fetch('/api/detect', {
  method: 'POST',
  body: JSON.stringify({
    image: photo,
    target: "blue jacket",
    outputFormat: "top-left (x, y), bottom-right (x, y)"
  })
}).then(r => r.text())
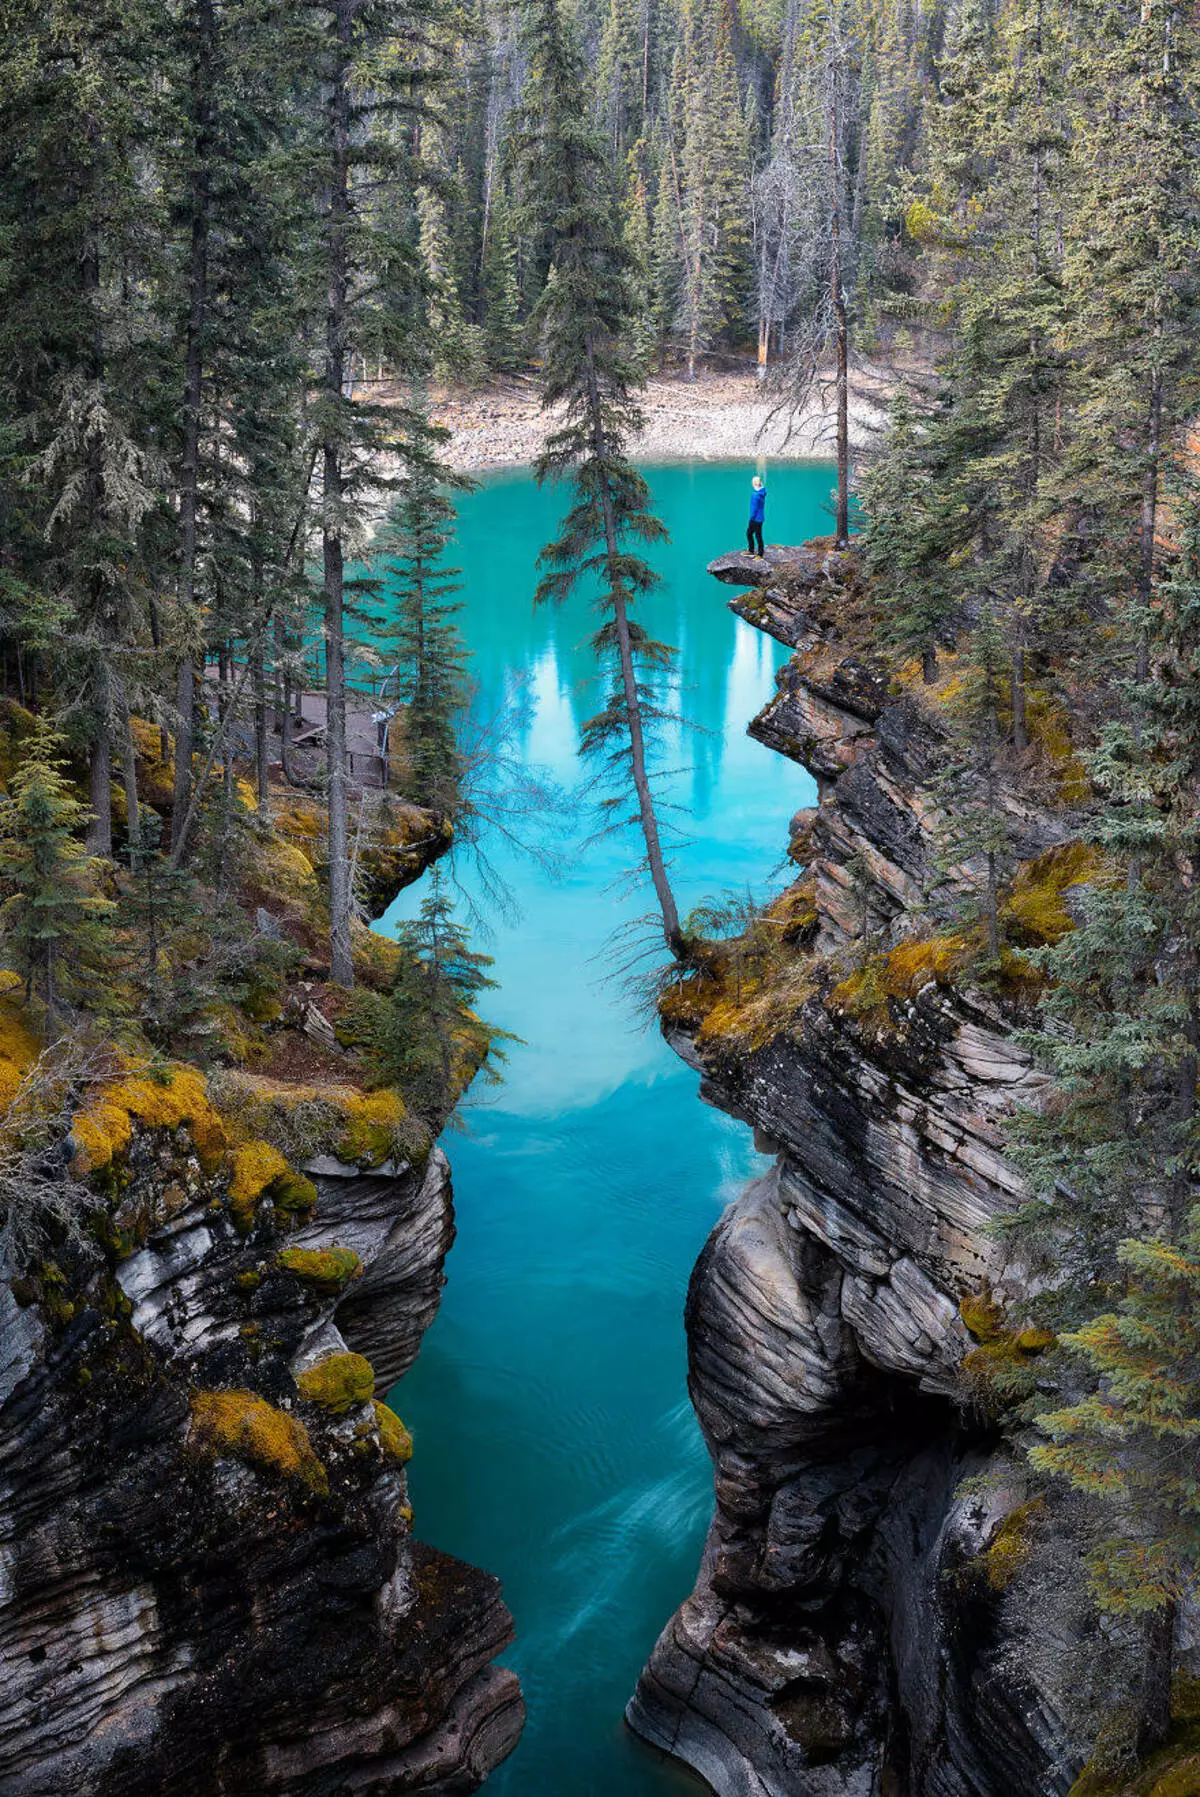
top-left (749, 484), bottom-right (766, 524)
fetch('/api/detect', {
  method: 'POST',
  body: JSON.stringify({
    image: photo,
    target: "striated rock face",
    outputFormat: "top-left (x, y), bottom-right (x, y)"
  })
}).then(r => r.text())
top-left (0, 1138), bottom-right (522, 1796)
top-left (628, 551), bottom-right (1083, 1796)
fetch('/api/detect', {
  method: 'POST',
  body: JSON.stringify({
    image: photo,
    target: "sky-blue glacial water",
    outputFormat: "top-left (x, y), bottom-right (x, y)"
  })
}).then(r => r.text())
top-left (379, 460), bottom-right (828, 1796)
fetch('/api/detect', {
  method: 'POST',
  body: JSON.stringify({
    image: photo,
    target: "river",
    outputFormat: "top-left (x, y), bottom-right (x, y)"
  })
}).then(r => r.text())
top-left (380, 461), bottom-right (828, 1796)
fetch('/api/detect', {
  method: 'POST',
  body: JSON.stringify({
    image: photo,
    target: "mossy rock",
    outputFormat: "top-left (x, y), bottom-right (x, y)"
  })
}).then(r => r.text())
top-left (1005, 842), bottom-right (1107, 948)
top-left (71, 1061), bottom-right (227, 1179)
top-left (296, 1351), bottom-right (375, 1414)
top-left (277, 1246), bottom-right (362, 1294)
top-left (226, 1141), bottom-right (317, 1230)
top-left (227, 1140), bottom-right (291, 1229)
top-left (272, 1171), bottom-right (319, 1215)
top-left (980, 1499), bottom-right (1044, 1592)
top-left (189, 1388), bottom-right (328, 1495)
top-left (372, 1399), bottom-right (413, 1464)
top-left (960, 1289), bottom-right (1005, 1342)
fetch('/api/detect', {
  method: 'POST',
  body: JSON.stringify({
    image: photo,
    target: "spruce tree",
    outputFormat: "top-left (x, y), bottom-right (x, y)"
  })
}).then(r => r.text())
top-left (377, 431), bottom-right (471, 814)
top-left (306, 0), bottom-right (443, 986)
top-left (0, 723), bottom-right (115, 1020)
top-left (362, 870), bottom-right (500, 1118)
top-left (513, 0), bottom-right (684, 956)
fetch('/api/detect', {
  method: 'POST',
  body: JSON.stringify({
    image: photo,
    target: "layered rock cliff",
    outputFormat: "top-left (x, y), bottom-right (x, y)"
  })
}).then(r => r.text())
top-left (0, 1074), bottom-right (522, 1795)
top-left (628, 546), bottom-right (1088, 1796)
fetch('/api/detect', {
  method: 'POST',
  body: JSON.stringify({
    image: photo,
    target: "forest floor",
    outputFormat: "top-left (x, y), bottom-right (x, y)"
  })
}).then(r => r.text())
top-left (407, 363), bottom-right (892, 472)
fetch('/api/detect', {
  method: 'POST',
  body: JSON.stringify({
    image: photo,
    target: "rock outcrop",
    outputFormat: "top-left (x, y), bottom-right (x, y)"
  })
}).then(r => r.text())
top-left (628, 547), bottom-right (1085, 1796)
top-left (0, 1122), bottom-right (522, 1795)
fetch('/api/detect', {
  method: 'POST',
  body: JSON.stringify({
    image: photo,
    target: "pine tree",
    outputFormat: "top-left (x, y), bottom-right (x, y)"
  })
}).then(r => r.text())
top-left (676, 0), bottom-right (752, 377)
top-left (378, 432), bottom-right (471, 813)
top-left (861, 385), bottom-right (979, 677)
top-left (307, 0), bottom-right (443, 987)
top-left (361, 870), bottom-right (500, 1117)
top-left (1030, 1222), bottom-right (1200, 1755)
top-left (1002, 495), bottom-right (1200, 1754)
top-left (117, 807), bottom-right (207, 1044)
top-left (513, 0), bottom-right (684, 955)
top-left (1057, 0), bottom-right (1200, 667)
top-left (931, 600), bottom-right (1016, 961)
top-left (0, 723), bottom-right (115, 1020)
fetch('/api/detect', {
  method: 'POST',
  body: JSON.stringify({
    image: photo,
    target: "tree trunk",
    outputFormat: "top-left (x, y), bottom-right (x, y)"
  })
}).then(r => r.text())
top-left (829, 98), bottom-right (849, 549)
top-left (1137, 356), bottom-right (1163, 685)
top-left (253, 639), bottom-right (269, 812)
top-left (984, 848), bottom-right (999, 960)
top-left (171, 0), bottom-right (216, 857)
top-left (118, 687), bottom-right (142, 857)
top-left (584, 353), bottom-right (683, 958)
top-left (1011, 640), bottom-right (1028, 752)
top-left (87, 725), bottom-right (113, 857)
top-left (1136, 1601), bottom-right (1176, 1759)
top-left (323, 0), bottom-right (355, 988)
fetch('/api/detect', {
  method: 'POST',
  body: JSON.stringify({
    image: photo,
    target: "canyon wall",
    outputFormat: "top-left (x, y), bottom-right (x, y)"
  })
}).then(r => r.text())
top-left (0, 1121), bottom-right (522, 1796)
top-left (628, 547), bottom-right (1084, 1797)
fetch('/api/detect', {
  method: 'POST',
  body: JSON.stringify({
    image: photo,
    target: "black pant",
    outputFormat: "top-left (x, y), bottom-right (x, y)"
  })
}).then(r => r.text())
top-left (746, 520), bottom-right (764, 556)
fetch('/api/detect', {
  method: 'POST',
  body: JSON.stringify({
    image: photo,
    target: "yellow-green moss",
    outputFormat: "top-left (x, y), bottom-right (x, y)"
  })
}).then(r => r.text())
top-left (277, 1246), bottom-right (362, 1293)
top-left (960, 1289), bottom-right (1006, 1342)
top-left (333, 1089), bottom-right (408, 1166)
top-left (658, 882), bottom-right (824, 1052)
top-left (71, 1061), bottom-right (227, 1178)
top-left (189, 1388), bottom-right (328, 1494)
top-left (351, 919), bottom-right (403, 991)
top-left (213, 1072), bottom-right (410, 1171)
top-left (1025, 686), bottom-right (1091, 805)
top-left (227, 1139), bottom-right (291, 1228)
top-left (831, 932), bottom-right (970, 1031)
top-left (959, 1288), bottom-right (1056, 1409)
top-left (1004, 842), bottom-right (1107, 948)
top-left (1071, 1724), bottom-right (1200, 1797)
top-left (0, 995), bottom-right (41, 1115)
top-left (296, 1351), bottom-right (375, 1414)
top-left (373, 1399), bottom-right (413, 1464)
top-left (981, 1499), bottom-right (1045, 1592)
top-left (245, 833), bottom-right (318, 911)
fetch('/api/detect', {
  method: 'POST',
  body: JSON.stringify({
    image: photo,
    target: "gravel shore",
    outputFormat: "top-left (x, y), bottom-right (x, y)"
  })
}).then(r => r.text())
top-left (420, 367), bottom-right (889, 473)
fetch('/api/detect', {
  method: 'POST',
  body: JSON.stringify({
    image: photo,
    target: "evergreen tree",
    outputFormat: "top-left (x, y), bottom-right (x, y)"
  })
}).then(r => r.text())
top-left (1057, 0), bottom-right (1200, 668)
top-left (378, 432), bottom-right (472, 813)
top-left (306, 0), bottom-right (443, 987)
top-left (359, 870), bottom-right (500, 1117)
top-left (931, 600), bottom-right (1015, 960)
top-left (675, 0), bottom-right (752, 377)
top-left (0, 723), bottom-right (115, 1019)
top-left (513, 0), bottom-right (684, 955)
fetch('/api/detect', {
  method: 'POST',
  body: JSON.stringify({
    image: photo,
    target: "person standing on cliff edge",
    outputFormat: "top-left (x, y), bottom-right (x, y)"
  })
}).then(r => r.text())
top-left (747, 475), bottom-right (766, 558)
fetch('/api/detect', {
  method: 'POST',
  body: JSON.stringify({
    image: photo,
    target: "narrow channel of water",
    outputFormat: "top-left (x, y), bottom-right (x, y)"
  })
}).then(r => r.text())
top-left (380, 461), bottom-right (829, 1795)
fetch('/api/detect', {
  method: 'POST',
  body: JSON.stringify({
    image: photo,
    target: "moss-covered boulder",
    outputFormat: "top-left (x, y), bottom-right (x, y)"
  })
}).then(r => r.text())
top-left (372, 1399), bottom-right (413, 1465)
top-left (189, 1388), bottom-right (328, 1495)
top-left (296, 1351), bottom-right (375, 1414)
top-left (277, 1246), bottom-right (362, 1294)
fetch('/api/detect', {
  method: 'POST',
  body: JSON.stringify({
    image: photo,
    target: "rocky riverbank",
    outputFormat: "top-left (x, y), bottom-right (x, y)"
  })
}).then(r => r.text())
top-left (626, 544), bottom-right (1092, 1795)
top-left (398, 368), bottom-right (890, 473)
top-left (0, 749), bottom-right (522, 1796)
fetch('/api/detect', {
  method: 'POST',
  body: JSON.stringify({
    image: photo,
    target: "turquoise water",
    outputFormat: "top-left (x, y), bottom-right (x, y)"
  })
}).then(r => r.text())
top-left (380, 461), bottom-right (827, 1796)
